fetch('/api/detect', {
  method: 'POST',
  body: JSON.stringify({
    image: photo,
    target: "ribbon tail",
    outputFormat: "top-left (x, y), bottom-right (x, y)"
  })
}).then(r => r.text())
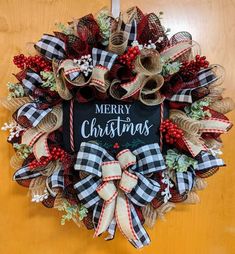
top-left (183, 135), bottom-right (208, 157)
top-left (21, 128), bottom-right (44, 146)
top-left (199, 118), bottom-right (233, 133)
top-left (94, 198), bottom-right (116, 237)
top-left (160, 40), bottom-right (196, 61)
top-left (105, 218), bottom-right (117, 240)
top-left (33, 133), bottom-right (50, 160)
top-left (115, 191), bottom-right (150, 248)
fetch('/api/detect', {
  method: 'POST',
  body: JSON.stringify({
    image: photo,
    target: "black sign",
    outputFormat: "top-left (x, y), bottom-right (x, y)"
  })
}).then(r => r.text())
top-left (62, 99), bottom-right (168, 152)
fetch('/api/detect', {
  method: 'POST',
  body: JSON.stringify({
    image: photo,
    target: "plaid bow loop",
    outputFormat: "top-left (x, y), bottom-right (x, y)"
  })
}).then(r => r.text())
top-left (35, 34), bottom-right (66, 61)
top-left (176, 151), bottom-right (225, 194)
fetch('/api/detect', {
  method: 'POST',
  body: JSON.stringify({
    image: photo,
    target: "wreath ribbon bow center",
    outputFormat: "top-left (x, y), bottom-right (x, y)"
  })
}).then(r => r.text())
top-left (74, 142), bottom-right (166, 248)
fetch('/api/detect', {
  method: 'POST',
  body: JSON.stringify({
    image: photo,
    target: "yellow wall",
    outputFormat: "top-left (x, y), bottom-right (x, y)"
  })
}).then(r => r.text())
top-left (0, 1), bottom-right (235, 253)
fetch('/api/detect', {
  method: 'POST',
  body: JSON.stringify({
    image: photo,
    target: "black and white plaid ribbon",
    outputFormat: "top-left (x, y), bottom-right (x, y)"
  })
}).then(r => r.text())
top-left (46, 168), bottom-right (64, 197)
top-left (13, 166), bottom-right (42, 181)
top-left (13, 164), bottom-right (64, 196)
top-left (22, 70), bottom-right (42, 95)
top-left (17, 102), bottom-right (52, 127)
top-left (176, 151), bottom-right (225, 194)
top-left (169, 68), bottom-right (218, 103)
top-left (196, 151), bottom-right (225, 171)
top-left (176, 168), bottom-right (195, 194)
top-left (35, 34), bottom-right (66, 61)
top-left (74, 142), bottom-right (165, 248)
top-left (120, 19), bottom-right (137, 46)
top-left (92, 48), bottom-right (118, 70)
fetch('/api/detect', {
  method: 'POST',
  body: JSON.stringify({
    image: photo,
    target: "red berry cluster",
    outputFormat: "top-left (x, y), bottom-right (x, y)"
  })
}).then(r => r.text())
top-left (113, 142), bottom-right (120, 149)
top-left (160, 119), bottom-right (183, 145)
top-left (13, 54), bottom-right (52, 72)
top-left (180, 55), bottom-right (209, 80)
top-left (29, 147), bottom-right (68, 170)
top-left (118, 46), bottom-right (140, 69)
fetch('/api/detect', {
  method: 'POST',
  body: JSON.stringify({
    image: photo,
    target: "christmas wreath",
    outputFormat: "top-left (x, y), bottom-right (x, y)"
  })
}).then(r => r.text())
top-left (1, 6), bottom-right (234, 248)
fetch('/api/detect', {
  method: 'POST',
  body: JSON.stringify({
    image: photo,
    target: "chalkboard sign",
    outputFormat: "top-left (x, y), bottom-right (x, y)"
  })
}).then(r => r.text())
top-left (62, 99), bottom-right (168, 153)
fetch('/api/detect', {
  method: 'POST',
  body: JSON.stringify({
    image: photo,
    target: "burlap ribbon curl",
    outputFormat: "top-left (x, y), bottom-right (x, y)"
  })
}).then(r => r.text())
top-left (169, 109), bottom-right (232, 157)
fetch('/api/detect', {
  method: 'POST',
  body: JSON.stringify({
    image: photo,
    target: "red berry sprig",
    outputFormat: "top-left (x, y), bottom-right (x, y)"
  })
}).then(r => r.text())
top-left (13, 54), bottom-right (52, 72)
top-left (118, 46), bottom-right (140, 69)
top-left (29, 147), bottom-right (68, 170)
top-left (180, 55), bottom-right (209, 80)
top-left (113, 142), bottom-right (120, 149)
top-left (160, 119), bottom-right (183, 145)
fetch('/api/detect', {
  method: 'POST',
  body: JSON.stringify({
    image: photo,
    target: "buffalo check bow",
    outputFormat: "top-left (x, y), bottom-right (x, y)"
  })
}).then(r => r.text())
top-left (176, 151), bottom-right (225, 194)
top-left (73, 142), bottom-right (166, 248)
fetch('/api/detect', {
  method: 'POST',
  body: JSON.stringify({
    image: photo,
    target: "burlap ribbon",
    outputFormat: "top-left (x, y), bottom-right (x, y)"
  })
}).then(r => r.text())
top-left (169, 109), bottom-right (232, 156)
top-left (52, 60), bottom-right (73, 100)
top-left (134, 48), bottom-right (162, 76)
top-left (160, 40), bottom-right (200, 62)
top-left (57, 59), bottom-right (85, 85)
top-left (89, 66), bottom-right (110, 93)
top-left (109, 73), bottom-right (146, 100)
top-left (139, 74), bottom-right (165, 106)
top-left (74, 142), bottom-right (166, 248)
top-left (209, 97), bottom-right (235, 114)
top-left (1, 97), bottom-right (32, 112)
top-left (108, 31), bottom-right (129, 55)
top-left (21, 105), bottom-right (63, 160)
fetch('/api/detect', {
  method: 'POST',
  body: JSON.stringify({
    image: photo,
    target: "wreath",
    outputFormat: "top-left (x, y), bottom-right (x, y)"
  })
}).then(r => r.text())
top-left (1, 6), bottom-right (234, 249)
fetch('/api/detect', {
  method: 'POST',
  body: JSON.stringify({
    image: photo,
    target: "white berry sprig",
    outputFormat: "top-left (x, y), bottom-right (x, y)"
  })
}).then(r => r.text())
top-left (74, 55), bottom-right (93, 77)
top-left (1, 121), bottom-right (25, 142)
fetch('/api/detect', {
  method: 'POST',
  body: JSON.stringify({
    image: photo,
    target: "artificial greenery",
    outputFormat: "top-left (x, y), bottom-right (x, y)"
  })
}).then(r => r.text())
top-left (185, 99), bottom-right (211, 120)
top-left (57, 199), bottom-right (88, 226)
top-left (161, 58), bottom-right (181, 77)
top-left (13, 143), bottom-right (33, 159)
top-left (55, 22), bottom-right (74, 35)
top-left (40, 71), bottom-right (57, 91)
top-left (125, 138), bottom-right (145, 149)
top-left (7, 82), bottom-right (25, 99)
top-left (96, 9), bottom-right (111, 46)
top-left (165, 149), bottom-right (198, 172)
